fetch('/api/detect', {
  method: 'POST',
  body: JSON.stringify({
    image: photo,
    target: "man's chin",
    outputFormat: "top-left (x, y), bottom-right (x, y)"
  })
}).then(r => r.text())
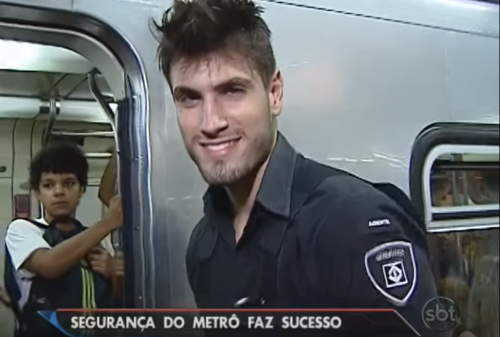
top-left (201, 173), bottom-right (236, 186)
top-left (199, 164), bottom-right (244, 186)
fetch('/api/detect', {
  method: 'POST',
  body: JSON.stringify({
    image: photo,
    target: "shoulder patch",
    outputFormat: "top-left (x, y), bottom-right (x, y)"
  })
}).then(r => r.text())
top-left (364, 241), bottom-right (417, 306)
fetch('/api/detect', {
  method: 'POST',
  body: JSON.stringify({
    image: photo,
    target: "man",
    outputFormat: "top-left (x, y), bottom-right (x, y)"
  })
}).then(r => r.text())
top-left (4, 142), bottom-right (123, 336)
top-left (155, 0), bottom-right (441, 335)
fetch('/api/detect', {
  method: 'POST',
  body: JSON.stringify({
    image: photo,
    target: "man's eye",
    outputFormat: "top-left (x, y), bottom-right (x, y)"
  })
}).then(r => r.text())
top-left (178, 93), bottom-right (200, 104)
top-left (225, 86), bottom-right (244, 95)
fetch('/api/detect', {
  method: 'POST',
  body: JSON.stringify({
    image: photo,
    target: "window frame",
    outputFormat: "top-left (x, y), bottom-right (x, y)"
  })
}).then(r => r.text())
top-left (409, 122), bottom-right (499, 233)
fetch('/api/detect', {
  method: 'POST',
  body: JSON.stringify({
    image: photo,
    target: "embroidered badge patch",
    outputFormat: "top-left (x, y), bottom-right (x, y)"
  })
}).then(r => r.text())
top-left (364, 241), bottom-right (417, 306)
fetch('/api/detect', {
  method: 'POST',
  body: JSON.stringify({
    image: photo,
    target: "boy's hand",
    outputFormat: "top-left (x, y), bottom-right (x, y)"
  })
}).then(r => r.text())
top-left (88, 247), bottom-right (113, 278)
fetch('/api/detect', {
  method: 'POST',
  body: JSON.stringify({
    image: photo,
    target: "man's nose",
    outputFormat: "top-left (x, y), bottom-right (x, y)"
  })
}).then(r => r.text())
top-left (200, 98), bottom-right (228, 137)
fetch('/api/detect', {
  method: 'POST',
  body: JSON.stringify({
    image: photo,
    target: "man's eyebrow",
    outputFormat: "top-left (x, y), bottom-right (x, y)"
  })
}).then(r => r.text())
top-left (173, 77), bottom-right (253, 95)
top-left (173, 86), bottom-right (199, 97)
top-left (214, 77), bottom-right (253, 90)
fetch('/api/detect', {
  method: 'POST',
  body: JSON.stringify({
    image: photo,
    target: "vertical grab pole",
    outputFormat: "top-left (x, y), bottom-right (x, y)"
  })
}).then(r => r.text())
top-left (39, 98), bottom-right (60, 218)
top-left (87, 70), bottom-right (122, 252)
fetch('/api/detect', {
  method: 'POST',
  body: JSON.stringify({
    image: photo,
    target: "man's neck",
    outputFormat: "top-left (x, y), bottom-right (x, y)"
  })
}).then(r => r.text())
top-left (225, 162), bottom-right (267, 217)
top-left (225, 133), bottom-right (278, 218)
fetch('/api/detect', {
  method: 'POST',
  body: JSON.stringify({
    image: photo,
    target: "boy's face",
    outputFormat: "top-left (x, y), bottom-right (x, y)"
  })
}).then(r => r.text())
top-left (36, 172), bottom-right (85, 218)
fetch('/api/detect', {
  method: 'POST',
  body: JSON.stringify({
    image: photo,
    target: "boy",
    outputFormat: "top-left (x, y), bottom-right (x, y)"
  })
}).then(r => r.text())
top-left (5, 142), bottom-right (122, 336)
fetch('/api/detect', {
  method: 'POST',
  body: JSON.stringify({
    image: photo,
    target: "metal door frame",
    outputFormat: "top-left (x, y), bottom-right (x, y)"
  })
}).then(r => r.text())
top-left (0, 2), bottom-right (153, 308)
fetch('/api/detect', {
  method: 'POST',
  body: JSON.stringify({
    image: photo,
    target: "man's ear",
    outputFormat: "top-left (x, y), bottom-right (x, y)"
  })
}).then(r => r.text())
top-left (268, 69), bottom-right (284, 117)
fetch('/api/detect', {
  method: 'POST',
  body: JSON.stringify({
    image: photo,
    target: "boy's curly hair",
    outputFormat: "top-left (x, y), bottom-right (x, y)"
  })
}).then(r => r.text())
top-left (29, 142), bottom-right (88, 191)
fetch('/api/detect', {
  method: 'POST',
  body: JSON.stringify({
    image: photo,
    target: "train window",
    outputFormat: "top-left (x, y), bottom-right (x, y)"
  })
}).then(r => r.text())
top-left (427, 150), bottom-right (499, 337)
top-left (429, 229), bottom-right (499, 337)
top-left (425, 147), bottom-right (499, 229)
top-left (410, 123), bottom-right (499, 337)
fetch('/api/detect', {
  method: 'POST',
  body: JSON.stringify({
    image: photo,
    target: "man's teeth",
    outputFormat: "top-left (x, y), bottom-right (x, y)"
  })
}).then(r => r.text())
top-left (207, 141), bottom-right (234, 151)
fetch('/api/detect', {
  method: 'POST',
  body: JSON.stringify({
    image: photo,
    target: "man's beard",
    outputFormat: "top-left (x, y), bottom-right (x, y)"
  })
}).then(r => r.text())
top-left (190, 132), bottom-right (274, 186)
top-left (200, 159), bottom-right (253, 186)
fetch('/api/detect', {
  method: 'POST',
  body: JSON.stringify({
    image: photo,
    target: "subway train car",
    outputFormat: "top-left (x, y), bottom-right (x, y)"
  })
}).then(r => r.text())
top-left (0, 0), bottom-right (498, 336)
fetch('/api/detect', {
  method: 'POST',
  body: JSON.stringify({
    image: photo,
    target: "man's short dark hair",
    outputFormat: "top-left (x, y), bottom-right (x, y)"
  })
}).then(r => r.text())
top-left (155, 0), bottom-right (276, 87)
top-left (29, 142), bottom-right (89, 191)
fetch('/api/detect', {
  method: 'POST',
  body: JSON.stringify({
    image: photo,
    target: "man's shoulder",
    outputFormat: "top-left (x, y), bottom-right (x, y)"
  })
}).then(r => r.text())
top-left (295, 160), bottom-right (409, 237)
top-left (298, 157), bottom-right (388, 207)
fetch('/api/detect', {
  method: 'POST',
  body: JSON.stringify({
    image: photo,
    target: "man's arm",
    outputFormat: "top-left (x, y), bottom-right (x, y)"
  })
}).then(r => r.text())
top-left (99, 147), bottom-right (117, 207)
top-left (7, 195), bottom-right (122, 280)
top-left (309, 189), bottom-right (443, 336)
top-left (110, 253), bottom-right (125, 300)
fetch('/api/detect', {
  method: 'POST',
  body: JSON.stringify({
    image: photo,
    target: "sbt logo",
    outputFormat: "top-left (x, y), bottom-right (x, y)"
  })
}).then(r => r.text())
top-left (422, 296), bottom-right (460, 332)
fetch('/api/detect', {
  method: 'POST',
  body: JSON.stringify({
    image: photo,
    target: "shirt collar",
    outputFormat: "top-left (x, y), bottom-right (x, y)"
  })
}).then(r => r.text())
top-left (203, 132), bottom-right (297, 218)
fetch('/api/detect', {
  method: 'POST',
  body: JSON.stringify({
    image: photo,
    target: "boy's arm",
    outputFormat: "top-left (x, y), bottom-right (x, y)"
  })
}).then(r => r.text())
top-left (7, 195), bottom-right (122, 280)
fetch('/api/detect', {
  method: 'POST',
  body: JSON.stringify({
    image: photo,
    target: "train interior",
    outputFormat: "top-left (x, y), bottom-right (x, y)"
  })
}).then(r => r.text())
top-left (0, 38), bottom-right (118, 335)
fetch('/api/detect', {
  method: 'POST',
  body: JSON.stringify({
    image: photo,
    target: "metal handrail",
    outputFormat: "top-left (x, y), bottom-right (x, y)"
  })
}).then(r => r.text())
top-left (88, 69), bottom-right (116, 133)
top-left (88, 68), bottom-right (122, 252)
top-left (85, 152), bottom-right (113, 159)
top-left (51, 130), bottom-right (114, 138)
top-left (41, 98), bottom-right (60, 146)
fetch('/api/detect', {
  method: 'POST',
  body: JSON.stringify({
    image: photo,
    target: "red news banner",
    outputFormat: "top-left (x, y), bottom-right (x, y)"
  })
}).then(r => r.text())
top-left (42, 308), bottom-right (420, 336)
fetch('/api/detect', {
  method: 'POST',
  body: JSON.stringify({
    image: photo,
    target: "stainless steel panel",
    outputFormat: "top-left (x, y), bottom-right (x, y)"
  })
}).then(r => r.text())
top-left (0, 0), bottom-right (498, 312)
top-left (445, 32), bottom-right (500, 123)
top-left (261, 0), bottom-right (499, 37)
top-left (264, 1), bottom-right (450, 191)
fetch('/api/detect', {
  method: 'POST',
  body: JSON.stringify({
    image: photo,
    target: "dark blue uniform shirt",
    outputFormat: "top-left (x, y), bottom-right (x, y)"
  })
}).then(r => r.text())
top-left (186, 133), bottom-right (442, 336)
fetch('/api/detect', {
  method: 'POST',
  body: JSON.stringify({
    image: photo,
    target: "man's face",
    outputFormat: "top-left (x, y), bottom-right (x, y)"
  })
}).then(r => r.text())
top-left (170, 51), bottom-right (283, 185)
top-left (36, 172), bottom-right (84, 218)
